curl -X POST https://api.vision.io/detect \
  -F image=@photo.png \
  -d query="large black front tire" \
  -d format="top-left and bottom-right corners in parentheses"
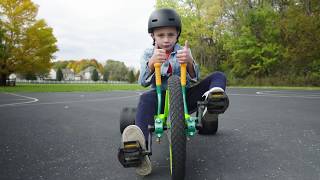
top-left (119, 107), bottom-right (136, 134)
top-left (168, 75), bottom-right (186, 180)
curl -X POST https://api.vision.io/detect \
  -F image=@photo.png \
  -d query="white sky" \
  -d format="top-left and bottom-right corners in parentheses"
top-left (32, 0), bottom-right (156, 69)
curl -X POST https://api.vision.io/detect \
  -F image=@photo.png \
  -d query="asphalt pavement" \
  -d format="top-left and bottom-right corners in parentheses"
top-left (0, 88), bottom-right (320, 180)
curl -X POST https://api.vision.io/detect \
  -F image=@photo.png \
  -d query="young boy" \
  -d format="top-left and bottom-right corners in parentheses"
top-left (120, 8), bottom-right (229, 176)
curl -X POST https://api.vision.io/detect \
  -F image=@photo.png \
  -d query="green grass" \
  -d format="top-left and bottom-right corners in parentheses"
top-left (1, 83), bottom-right (319, 93)
top-left (0, 83), bottom-right (147, 92)
top-left (229, 86), bottom-right (320, 90)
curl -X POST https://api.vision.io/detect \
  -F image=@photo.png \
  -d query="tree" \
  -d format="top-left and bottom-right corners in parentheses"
top-left (0, 0), bottom-right (58, 86)
top-left (104, 60), bottom-right (128, 81)
top-left (25, 73), bottom-right (37, 80)
top-left (127, 69), bottom-right (136, 83)
top-left (56, 68), bottom-right (63, 81)
top-left (18, 19), bottom-right (58, 78)
top-left (224, 6), bottom-right (283, 78)
top-left (0, 24), bottom-right (7, 85)
top-left (103, 70), bottom-right (109, 82)
top-left (53, 61), bottom-right (69, 71)
top-left (155, 0), bottom-right (320, 86)
top-left (91, 69), bottom-right (99, 81)
top-left (57, 59), bottom-right (104, 74)
top-left (135, 70), bottom-right (140, 82)
top-left (280, 3), bottom-right (320, 76)
top-left (0, 26), bottom-right (4, 56)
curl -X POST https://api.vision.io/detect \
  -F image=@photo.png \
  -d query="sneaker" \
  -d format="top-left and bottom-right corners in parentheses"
top-left (202, 87), bottom-right (229, 114)
top-left (202, 87), bottom-right (224, 99)
top-left (122, 125), bottom-right (152, 176)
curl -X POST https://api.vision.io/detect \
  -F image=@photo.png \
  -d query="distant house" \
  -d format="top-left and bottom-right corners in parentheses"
top-left (74, 75), bottom-right (82, 81)
top-left (47, 67), bottom-right (102, 81)
top-left (62, 68), bottom-right (75, 80)
top-left (79, 66), bottom-right (100, 80)
top-left (49, 69), bottom-right (56, 80)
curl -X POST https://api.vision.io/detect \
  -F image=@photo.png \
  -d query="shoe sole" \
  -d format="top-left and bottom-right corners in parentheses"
top-left (121, 125), bottom-right (152, 176)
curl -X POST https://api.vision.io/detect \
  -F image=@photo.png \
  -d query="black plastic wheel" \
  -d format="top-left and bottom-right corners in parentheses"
top-left (168, 75), bottom-right (186, 180)
top-left (120, 107), bottom-right (136, 134)
top-left (198, 113), bottom-right (218, 135)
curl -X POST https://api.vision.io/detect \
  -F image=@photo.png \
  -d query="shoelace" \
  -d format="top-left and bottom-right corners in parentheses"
top-left (201, 87), bottom-right (224, 116)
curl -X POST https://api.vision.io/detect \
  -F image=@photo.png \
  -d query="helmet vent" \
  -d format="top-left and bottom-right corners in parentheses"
top-left (168, 18), bottom-right (175, 21)
top-left (152, 19), bottom-right (158, 22)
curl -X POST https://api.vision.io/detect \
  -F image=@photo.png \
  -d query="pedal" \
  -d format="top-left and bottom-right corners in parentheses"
top-left (118, 141), bottom-right (147, 168)
top-left (206, 92), bottom-right (229, 114)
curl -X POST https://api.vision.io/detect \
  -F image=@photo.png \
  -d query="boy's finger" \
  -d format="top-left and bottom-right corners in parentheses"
top-left (177, 49), bottom-right (184, 54)
top-left (176, 53), bottom-right (186, 57)
top-left (159, 49), bottom-right (166, 53)
top-left (155, 49), bottom-right (165, 55)
top-left (184, 40), bottom-right (189, 50)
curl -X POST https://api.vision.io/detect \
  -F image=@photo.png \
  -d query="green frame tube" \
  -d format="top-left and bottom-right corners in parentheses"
top-left (156, 85), bottom-right (162, 115)
top-left (153, 64), bottom-right (197, 138)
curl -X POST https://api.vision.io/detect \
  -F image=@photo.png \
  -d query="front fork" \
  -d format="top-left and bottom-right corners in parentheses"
top-left (150, 63), bottom-right (197, 141)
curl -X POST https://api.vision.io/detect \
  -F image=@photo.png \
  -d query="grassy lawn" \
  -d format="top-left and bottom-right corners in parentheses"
top-left (0, 83), bottom-right (319, 93)
top-left (0, 83), bottom-right (147, 92)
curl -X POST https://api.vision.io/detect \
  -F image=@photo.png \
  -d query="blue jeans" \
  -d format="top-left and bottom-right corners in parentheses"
top-left (135, 71), bottom-right (227, 140)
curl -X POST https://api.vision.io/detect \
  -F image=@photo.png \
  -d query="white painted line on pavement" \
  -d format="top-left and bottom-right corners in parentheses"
top-left (255, 91), bottom-right (320, 99)
top-left (0, 93), bottom-right (39, 107)
top-left (1, 90), bottom-right (319, 108)
top-left (256, 90), bottom-right (320, 96)
top-left (31, 94), bottom-right (139, 106)
top-left (227, 91), bottom-right (320, 99)
top-left (0, 93), bottom-right (140, 108)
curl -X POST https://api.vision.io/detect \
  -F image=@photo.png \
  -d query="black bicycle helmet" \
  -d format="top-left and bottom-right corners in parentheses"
top-left (148, 8), bottom-right (182, 34)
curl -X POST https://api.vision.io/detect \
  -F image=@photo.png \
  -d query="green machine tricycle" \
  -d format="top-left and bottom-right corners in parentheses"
top-left (118, 63), bottom-right (229, 180)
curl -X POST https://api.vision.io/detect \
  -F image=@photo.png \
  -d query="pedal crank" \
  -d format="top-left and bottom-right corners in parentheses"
top-left (118, 141), bottom-right (150, 168)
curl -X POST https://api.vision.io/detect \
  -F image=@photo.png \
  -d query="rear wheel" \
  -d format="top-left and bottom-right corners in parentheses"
top-left (168, 75), bottom-right (186, 180)
top-left (120, 107), bottom-right (136, 134)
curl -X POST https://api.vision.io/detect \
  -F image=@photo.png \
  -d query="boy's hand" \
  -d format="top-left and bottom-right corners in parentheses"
top-left (177, 40), bottom-right (196, 78)
top-left (148, 43), bottom-right (166, 71)
top-left (177, 40), bottom-right (194, 65)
